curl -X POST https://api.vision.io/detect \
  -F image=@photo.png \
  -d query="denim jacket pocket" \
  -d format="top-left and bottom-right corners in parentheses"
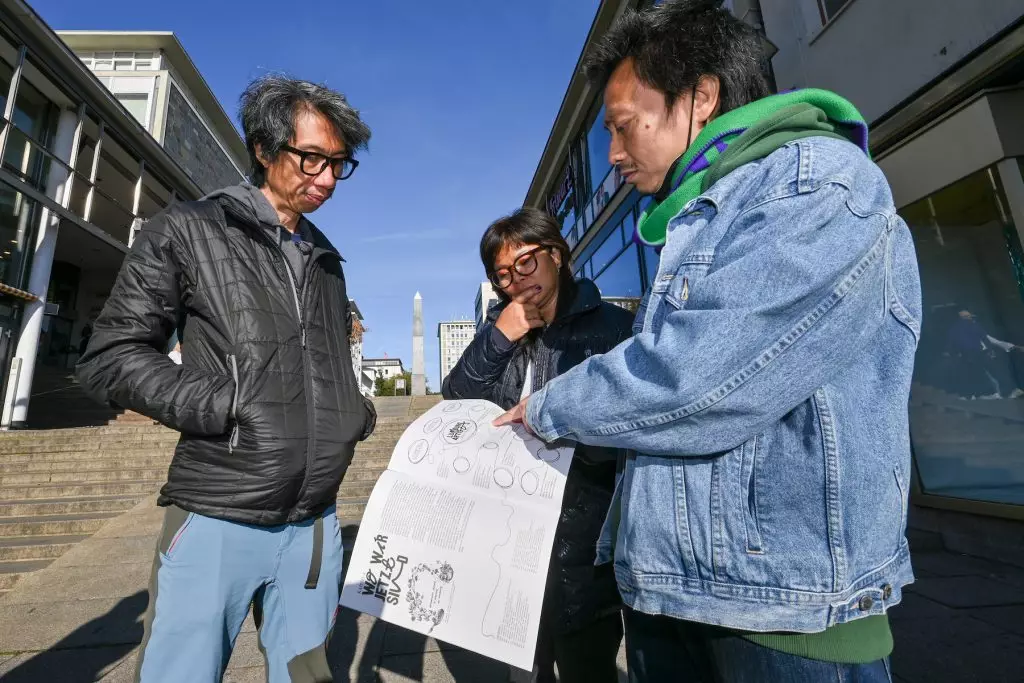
top-left (663, 256), bottom-right (713, 310)
top-left (740, 436), bottom-right (766, 554)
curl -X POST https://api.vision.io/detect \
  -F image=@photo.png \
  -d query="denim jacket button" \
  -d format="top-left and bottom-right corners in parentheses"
top-left (882, 584), bottom-right (893, 600)
top-left (858, 595), bottom-right (874, 611)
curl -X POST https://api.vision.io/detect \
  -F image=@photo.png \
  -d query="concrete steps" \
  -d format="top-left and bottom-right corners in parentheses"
top-left (0, 534), bottom-right (90, 562)
top-left (0, 494), bottom-right (142, 517)
top-left (0, 480), bottom-right (165, 501)
top-left (0, 511), bottom-right (122, 536)
top-left (0, 397), bottom-right (435, 595)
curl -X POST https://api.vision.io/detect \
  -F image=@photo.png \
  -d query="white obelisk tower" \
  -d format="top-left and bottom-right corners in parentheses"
top-left (412, 292), bottom-right (426, 395)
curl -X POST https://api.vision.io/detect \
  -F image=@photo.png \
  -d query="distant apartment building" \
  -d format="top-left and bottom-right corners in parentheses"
top-left (438, 320), bottom-right (475, 383)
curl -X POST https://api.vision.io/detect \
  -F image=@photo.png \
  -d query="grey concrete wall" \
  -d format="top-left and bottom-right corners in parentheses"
top-left (761, 0), bottom-right (1024, 123)
top-left (163, 83), bottom-right (243, 194)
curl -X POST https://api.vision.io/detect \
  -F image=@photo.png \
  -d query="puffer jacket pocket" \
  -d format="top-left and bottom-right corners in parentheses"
top-left (227, 354), bottom-right (240, 453)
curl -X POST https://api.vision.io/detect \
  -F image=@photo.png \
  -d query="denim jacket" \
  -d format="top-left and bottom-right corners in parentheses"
top-left (526, 137), bottom-right (922, 633)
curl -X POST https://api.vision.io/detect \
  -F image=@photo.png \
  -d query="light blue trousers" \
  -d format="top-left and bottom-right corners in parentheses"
top-left (135, 504), bottom-right (343, 682)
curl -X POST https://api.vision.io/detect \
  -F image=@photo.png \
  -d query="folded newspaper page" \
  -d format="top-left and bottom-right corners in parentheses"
top-left (339, 399), bottom-right (574, 671)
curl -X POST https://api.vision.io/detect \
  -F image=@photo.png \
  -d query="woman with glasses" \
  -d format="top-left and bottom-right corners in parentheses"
top-left (443, 207), bottom-right (635, 683)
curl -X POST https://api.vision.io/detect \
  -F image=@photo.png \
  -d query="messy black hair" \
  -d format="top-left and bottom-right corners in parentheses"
top-left (480, 208), bottom-right (574, 303)
top-left (240, 75), bottom-right (371, 186)
top-left (582, 0), bottom-right (769, 113)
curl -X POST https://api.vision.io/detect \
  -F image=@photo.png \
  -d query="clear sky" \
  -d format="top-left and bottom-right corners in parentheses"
top-left (31, 0), bottom-right (600, 390)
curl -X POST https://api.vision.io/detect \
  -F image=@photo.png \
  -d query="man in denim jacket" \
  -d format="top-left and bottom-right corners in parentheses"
top-left (496, 1), bottom-right (921, 680)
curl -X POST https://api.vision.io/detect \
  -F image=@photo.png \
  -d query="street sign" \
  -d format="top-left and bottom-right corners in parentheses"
top-left (394, 377), bottom-right (406, 395)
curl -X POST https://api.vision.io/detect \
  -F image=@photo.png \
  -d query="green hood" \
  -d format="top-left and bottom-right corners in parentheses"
top-left (635, 88), bottom-right (869, 247)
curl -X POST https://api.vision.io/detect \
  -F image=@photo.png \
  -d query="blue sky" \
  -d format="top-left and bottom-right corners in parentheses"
top-left (32, 0), bottom-right (600, 390)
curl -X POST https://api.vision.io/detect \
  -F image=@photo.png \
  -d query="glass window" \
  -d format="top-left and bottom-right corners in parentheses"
top-left (818, 0), bottom-right (852, 23)
top-left (902, 167), bottom-right (1024, 506)
top-left (0, 68), bottom-right (57, 192)
top-left (0, 181), bottom-right (41, 288)
top-left (594, 244), bottom-right (642, 299)
top-left (115, 93), bottom-right (150, 128)
top-left (591, 224), bottom-right (624, 277)
top-left (623, 210), bottom-right (636, 245)
top-left (587, 105), bottom-right (611, 196)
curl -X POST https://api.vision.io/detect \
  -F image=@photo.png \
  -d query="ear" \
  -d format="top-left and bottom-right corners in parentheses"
top-left (254, 143), bottom-right (270, 168)
top-left (550, 248), bottom-right (563, 270)
top-left (693, 75), bottom-right (721, 126)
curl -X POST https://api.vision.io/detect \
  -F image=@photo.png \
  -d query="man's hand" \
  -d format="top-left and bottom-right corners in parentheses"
top-left (494, 297), bottom-right (544, 343)
top-left (493, 398), bottom-right (534, 435)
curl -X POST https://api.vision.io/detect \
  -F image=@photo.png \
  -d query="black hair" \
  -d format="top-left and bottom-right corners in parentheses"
top-left (582, 0), bottom-right (769, 113)
top-left (239, 74), bottom-right (371, 186)
top-left (480, 207), bottom-right (574, 302)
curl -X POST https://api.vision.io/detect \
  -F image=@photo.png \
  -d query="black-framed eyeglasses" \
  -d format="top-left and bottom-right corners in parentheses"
top-left (280, 144), bottom-right (359, 180)
top-left (488, 246), bottom-right (550, 289)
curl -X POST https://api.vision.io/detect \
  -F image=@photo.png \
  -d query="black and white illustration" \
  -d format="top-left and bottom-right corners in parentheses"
top-left (340, 399), bottom-right (573, 671)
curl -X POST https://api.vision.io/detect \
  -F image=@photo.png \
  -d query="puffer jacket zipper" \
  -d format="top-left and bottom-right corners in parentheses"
top-left (271, 239), bottom-right (338, 513)
top-left (268, 235), bottom-right (315, 515)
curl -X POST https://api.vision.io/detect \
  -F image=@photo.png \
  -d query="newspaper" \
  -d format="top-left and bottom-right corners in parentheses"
top-left (339, 399), bottom-right (574, 671)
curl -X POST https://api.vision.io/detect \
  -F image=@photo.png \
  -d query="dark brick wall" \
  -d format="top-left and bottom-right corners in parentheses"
top-left (163, 84), bottom-right (243, 193)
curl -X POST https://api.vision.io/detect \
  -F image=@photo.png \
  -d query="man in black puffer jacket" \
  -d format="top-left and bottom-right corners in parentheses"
top-left (76, 76), bottom-right (374, 683)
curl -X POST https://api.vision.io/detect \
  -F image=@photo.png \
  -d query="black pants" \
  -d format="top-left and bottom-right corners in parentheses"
top-left (531, 611), bottom-right (623, 683)
top-left (623, 608), bottom-right (891, 683)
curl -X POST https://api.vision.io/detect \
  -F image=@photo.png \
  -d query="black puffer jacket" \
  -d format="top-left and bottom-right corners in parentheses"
top-left (442, 279), bottom-right (634, 634)
top-left (76, 185), bottom-right (375, 526)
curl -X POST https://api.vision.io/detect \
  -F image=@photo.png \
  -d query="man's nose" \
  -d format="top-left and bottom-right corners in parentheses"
top-left (609, 139), bottom-right (628, 167)
top-left (314, 165), bottom-right (338, 191)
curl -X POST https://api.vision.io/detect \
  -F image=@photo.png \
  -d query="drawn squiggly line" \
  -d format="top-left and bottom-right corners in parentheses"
top-left (480, 495), bottom-right (516, 640)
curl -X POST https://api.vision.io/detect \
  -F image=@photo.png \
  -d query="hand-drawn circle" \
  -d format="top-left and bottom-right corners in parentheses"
top-left (442, 402), bottom-right (463, 413)
top-left (520, 470), bottom-right (540, 495)
top-left (537, 446), bottom-right (560, 463)
top-left (408, 439), bottom-right (429, 464)
top-left (453, 456), bottom-right (472, 474)
top-left (441, 419), bottom-right (478, 445)
top-left (423, 417), bottom-right (443, 433)
top-left (493, 468), bottom-right (514, 489)
top-left (469, 403), bottom-right (486, 413)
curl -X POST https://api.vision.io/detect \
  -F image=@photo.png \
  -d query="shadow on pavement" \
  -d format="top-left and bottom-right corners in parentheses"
top-left (2, 590), bottom-right (147, 683)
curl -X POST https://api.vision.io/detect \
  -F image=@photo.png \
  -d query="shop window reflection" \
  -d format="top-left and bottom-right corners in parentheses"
top-left (902, 167), bottom-right (1024, 505)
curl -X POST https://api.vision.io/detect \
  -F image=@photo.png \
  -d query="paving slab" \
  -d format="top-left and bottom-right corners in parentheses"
top-left (0, 643), bottom-right (136, 682)
top-left (98, 656), bottom-right (139, 683)
top-left (907, 575), bottom-right (1024, 609)
top-left (0, 593), bottom-right (147, 651)
top-left (912, 551), bottom-right (1024, 585)
top-left (891, 631), bottom-right (1024, 683)
top-left (0, 562), bottom-right (150, 604)
top-left (375, 648), bottom-right (511, 683)
top-left (964, 604), bottom-right (1024, 637)
top-left (50, 535), bottom-right (156, 568)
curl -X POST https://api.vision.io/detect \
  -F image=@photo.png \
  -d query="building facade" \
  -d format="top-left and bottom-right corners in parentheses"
top-left (348, 299), bottom-right (374, 397)
top-left (474, 281), bottom-right (500, 331)
top-left (363, 357), bottom-right (406, 382)
top-left (524, 0), bottom-right (1024, 520)
top-left (60, 32), bottom-right (246, 194)
top-left (438, 320), bottom-right (475, 383)
top-left (0, 1), bottom-right (247, 428)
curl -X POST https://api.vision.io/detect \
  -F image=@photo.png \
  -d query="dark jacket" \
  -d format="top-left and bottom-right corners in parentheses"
top-left (442, 278), bottom-right (634, 634)
top-left (76, 183), bottom-right (375, 526)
